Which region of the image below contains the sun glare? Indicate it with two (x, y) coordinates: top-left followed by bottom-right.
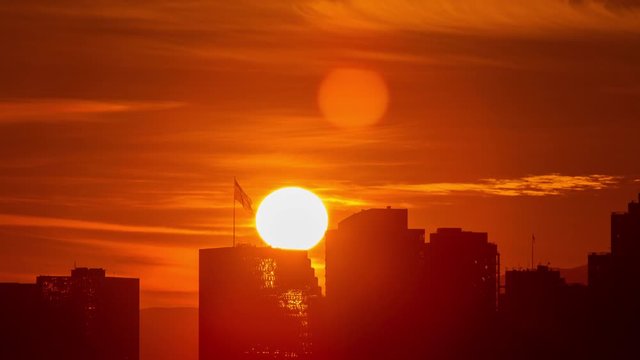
(255, 187), (328, 250)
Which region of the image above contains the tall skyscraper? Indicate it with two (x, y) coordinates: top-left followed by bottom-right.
(199, 246), (321, 360)
(502, 266), (590, 359)
(0, 283), (39, 359)
(603, 194), (640, 356)
(324, 208), (426, 359)
(583, 194), (640, 358)
(422, 228), (500, 358)
(426, 228), (499, 319)
(503, 265), (566, 329)
(0, 268), (139, 360)
(589, 194), (640, 310)
(611, 194), (640, 304)
(611, 193), (640, 259)
(588, 252), (613, 303)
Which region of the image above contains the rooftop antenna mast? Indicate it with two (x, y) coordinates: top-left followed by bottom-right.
(531, 233), (535, 269)
(233, 177), (236, 248)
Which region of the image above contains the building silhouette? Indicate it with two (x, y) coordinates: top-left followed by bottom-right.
(0, 283), (39, 359)
(611, 193), (640, 259)
(424, 228), (500, 358)
(426, 228), (499, 316)
(610, 194), (640, 309)
(501, 265), (590, 359)
(5, 195), (640, 359)
(324, 208), (426, 359)
(588, 252), (613, 307)
(0, 268), (139, 360)
(503, 265), (565, 328)
(322, 209), (504, 359)
(199, 246), (321, 360)
(587, 193), (640, 358)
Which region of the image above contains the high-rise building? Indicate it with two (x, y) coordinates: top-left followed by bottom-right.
(426, 228), (499, 318)
(324, 208), (426, 359)
(199, 246), (320, 360)
(588, 252), (613, 300)
(503, 265), (566, 328)
(0, 268), (139, 360)
(0, 283), (39, 359)
(422, 228), (500, 358)
(611, 193), (640, 259)
(583, 194), (640, 358)
(589, 195), (640, 310)
(502, 266), (590, 359)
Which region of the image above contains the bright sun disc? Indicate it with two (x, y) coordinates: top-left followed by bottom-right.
(256, 187), (328, 250)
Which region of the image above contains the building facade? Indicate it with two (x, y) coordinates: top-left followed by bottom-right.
(0, 268), (139, 360)
(199, 246), (320, 360)
(324, 208), (426, 359)
(426, 228), (500, 318)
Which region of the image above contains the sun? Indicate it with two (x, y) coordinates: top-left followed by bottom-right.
(255, 187), (328, 250)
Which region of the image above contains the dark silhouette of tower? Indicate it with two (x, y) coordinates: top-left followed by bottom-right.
(199, 246), (320, 360)
(611, 194), (640, 259)
(610, 194), (640, 310)
(587, 193), (640, 357)
(426, 228), (499, 318)
(424, 228), (500, 358)
(324, 208), (426, 359)
(504, 265), (565, 329)
(588, 252), (614, 309)
(323, 209), (507, 359)
(501, 265), (590, 359)
(0, 268), (139, 360)
(0, 283), (39, 359)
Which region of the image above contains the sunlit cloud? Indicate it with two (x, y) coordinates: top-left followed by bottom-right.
(0, 99), (183, 122)
(377, 174), (621, 197)
(322, 195), (369, 207)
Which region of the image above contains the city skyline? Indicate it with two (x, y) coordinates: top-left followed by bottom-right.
(2, 187), (639, 308)
(0, 267), (139, 360)
(2, 0), (640, 308)
(1, 1), (639, 359)
(2, 193), (640, 359)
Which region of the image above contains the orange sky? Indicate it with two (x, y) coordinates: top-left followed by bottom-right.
(1, 1), (639, 308)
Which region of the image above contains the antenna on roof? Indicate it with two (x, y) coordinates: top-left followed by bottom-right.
(531, 233), (535, 269)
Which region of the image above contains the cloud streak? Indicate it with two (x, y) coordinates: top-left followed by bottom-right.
(0, 214), (225, 236)
(0, 99), (183, 122)
(299, 0), (640, 35)
(377, 174), (621, 197)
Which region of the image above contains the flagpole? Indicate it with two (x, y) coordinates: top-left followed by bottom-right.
(233, 177), (236, 248)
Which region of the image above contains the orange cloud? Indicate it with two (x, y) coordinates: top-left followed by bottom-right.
(376, 174), (621, 197)
(299, 0), (640, 35)
(0, 214), (224, 236)
(0, 99), (183, 122)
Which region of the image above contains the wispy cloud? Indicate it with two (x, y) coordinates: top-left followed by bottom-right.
(298, 0), (640, 35)
(322, 195), (369, 207)
(0, 99), (183, 122)
(377, 174), (621, 197)
(0, 214), (225, 236)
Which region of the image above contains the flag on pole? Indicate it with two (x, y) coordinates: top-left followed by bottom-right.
(234, 178), (253, 213)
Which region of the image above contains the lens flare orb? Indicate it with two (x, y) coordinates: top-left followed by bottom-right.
(318, 68), (389, 128)
(256, 187), (328, 250)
